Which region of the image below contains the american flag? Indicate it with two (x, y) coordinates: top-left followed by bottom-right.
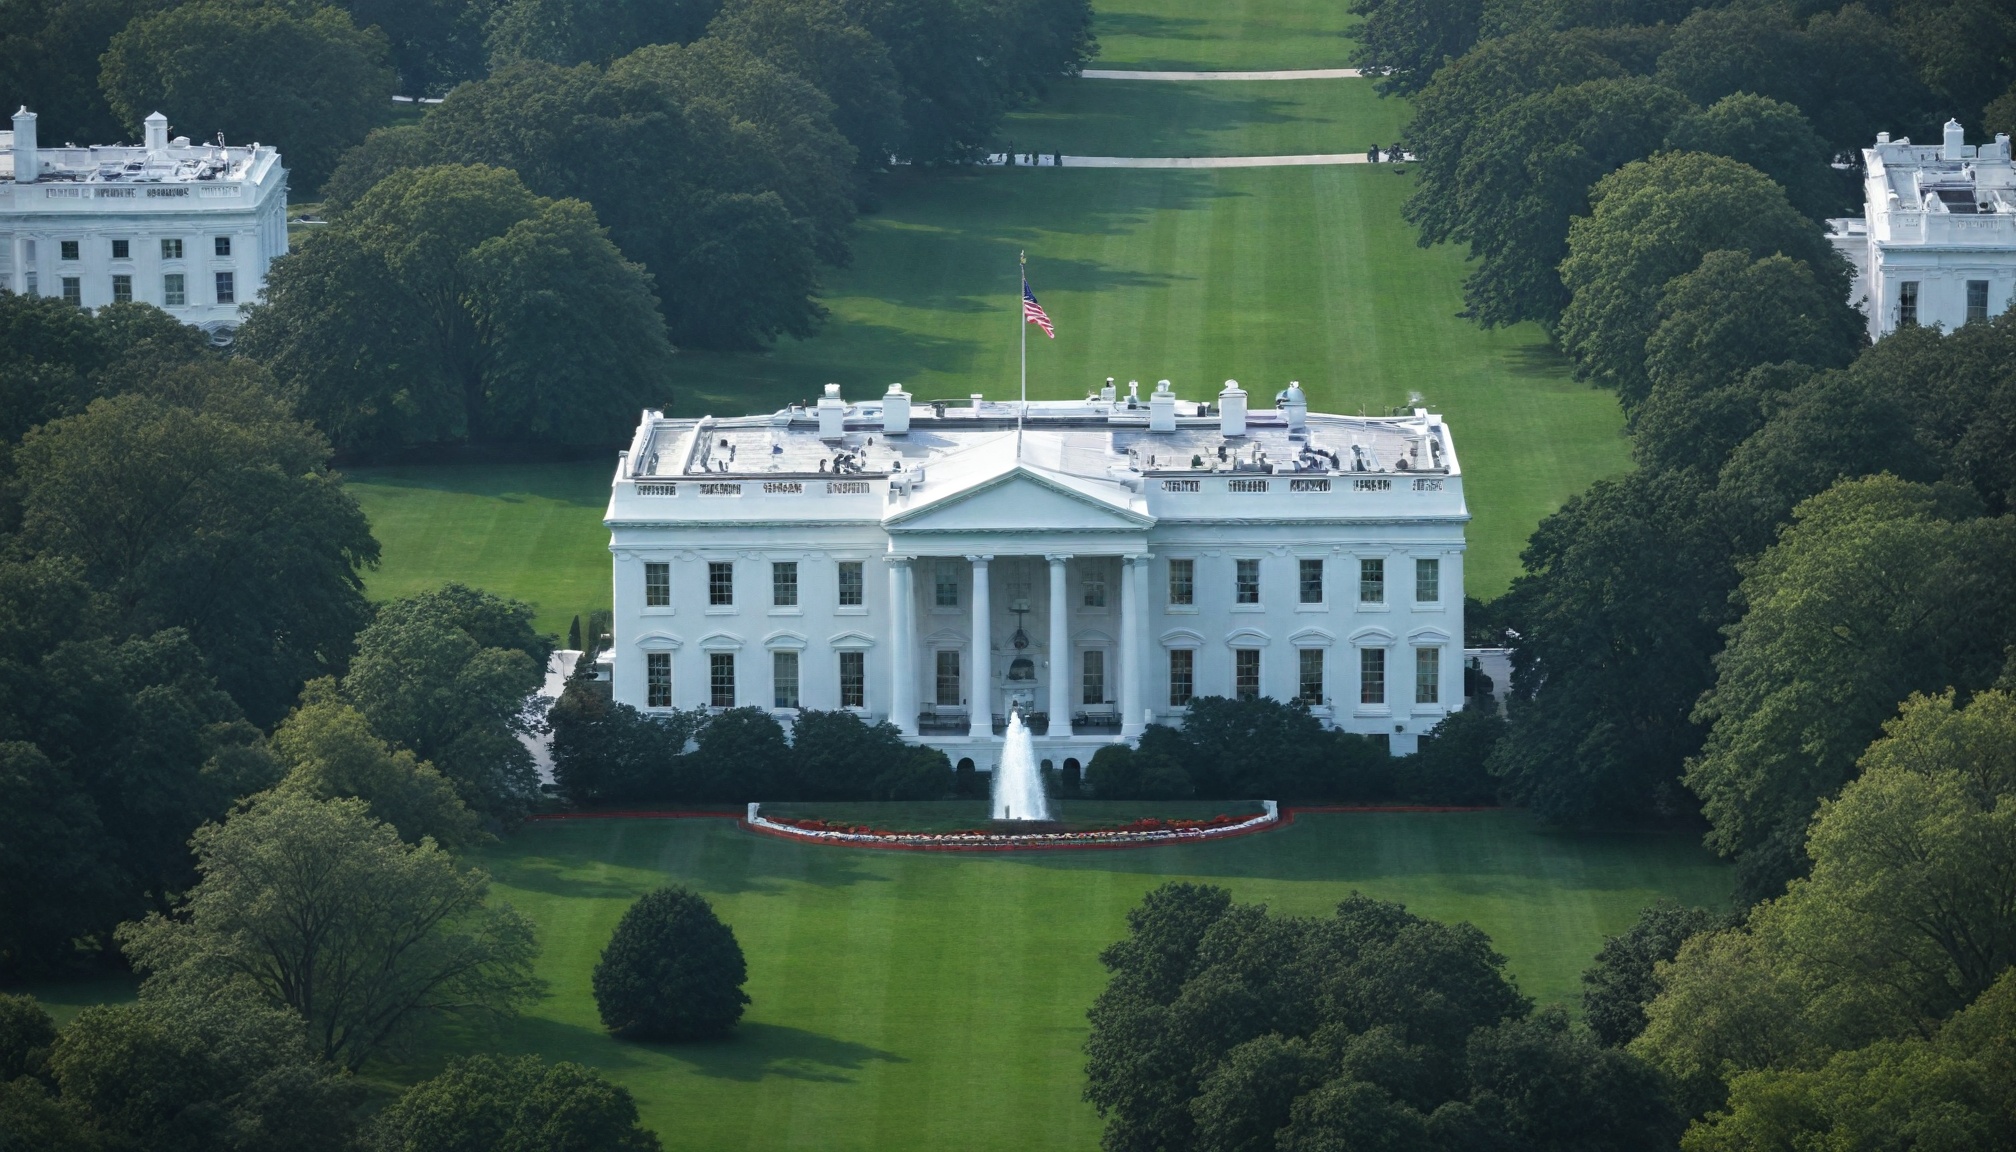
(1023, 280), (1056, 339)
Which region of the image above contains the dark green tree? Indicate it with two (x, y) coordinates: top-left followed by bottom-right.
(321, 122), (432, 212)
(1400, 706), (1503, 805)
(707, 0), (902, 165)
(337, 0), (496, 95)
(0, 0), (152, 143)
(99, 2), (394, 191)
(1345, 0), (1484, 96)
(1664, 92), (1848, 222)
(486, 0), (720, 67)
(684, 706), (790, 801)
(366, 1053), (663, 1151)
(1579, 903), (1719, 1047)
(548, 679), (704, 804)
(787, 708), (951, 800)
(271, 679), (482, 849)
(592, 885), (750, 1040)
(1084, 739), (1194, 801)
(0, 993), (56, 1084)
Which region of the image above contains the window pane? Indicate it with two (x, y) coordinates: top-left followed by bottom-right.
(1360, 558), (1385, 603)
(215, 235), (232, 257)
(773, 650), (799, 709)
(1299, 649), (1324, 704)
(644, 562), (670, 607)
(1416, 647), (1440, 705)
(1168, 558), (1194, 606)
(935, 649), (961, 706)
(708, 561), (733, 605)
(59, 240), (78, 260)
(1082, 572), (1106, 608)
(111, 274), (132, 303)
(1360, 648), (1385, 705)
(214, 271), (234, 304)
(710, 652), (736, 707)
(1235, 648), (1261, 699)
(838, 561), (864, 606)
(1082, 649), (1105, 705)
(1900, 281), (1919, 326)
(1236, 558), (1261, 604)
(646, 652), (672, 708)
(1968, 280), (1990, 324)
(161, 238), (183, 260)
(839, 651), (865, 707)
(1299, 558), (1323, 603)
(1169, 648), (1194, 707)
(935, 562), (959, 607)
(163, 274), (185, 306)
(111, 239), (129, 259)
(772, 561), (798, 606)
(1415, 557), (1440, 603)
(61, 277), (81, 305)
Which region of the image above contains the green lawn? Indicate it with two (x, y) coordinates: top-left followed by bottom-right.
(1090, 0), (1362, 70)
(374, 811), (1728, 1151)
(1000, 75), (1408, 156)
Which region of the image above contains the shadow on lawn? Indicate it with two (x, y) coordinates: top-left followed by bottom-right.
(648, 1022), (908, 1083)
(491, 822), (893, 900)
(345, 459), (611, 506)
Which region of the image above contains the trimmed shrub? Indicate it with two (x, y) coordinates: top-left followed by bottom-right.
(593, 886), (749, 1041)
(1402, 707), (1506, 805)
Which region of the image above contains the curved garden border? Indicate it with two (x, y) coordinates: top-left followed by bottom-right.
(741, 801), (1282, 852)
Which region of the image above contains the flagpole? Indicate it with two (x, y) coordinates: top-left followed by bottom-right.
(1018, 250), (1027, 454)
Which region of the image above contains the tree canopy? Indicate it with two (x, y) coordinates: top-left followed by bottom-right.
(367, 1054), (664, 1151)
(593, 885), (750, 1041)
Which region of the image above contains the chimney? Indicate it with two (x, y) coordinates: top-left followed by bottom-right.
(1100, 376), (1116, 403)
(1149, 380), (1176, 432)
(817, 382), (846, 439)
(1280, 380), (1308, 431)
(882, 382), (911, 434)
(1944, 118), (1965, 161)
(1218, 380), (1247, 436)
(11, 107), (36, 184)
(145, 111), (169, 153)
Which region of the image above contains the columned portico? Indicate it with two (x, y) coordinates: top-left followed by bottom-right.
(1047, 555), (1074, 740)
(967, 555), (993, 739)
(888, 557), (917, 736)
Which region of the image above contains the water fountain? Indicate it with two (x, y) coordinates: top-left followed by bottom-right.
(991, 708), (1052, 824)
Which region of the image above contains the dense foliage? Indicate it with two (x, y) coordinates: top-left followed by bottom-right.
(593, 885), (750, 1041)
(1084, 883), (1679, 1152)
(367, 1053), (663, 1151)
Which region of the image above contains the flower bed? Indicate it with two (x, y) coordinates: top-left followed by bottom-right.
(744, 802), (1281, 850)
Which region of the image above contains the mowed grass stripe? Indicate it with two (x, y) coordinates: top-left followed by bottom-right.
(1091, 0), (1362, 71)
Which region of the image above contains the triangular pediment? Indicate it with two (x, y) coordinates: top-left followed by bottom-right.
(886, 465), (1153, 533)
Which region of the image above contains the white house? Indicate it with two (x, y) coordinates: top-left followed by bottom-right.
(1831, 118), (2016, 340)
(603, 380), (1469, 769)
(0, 107), (287, 338)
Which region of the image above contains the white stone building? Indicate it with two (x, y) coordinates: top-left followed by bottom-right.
(1, 107), (287, 337)
(1831, 119), (2016, 340)
(603, 380), (1468, 769)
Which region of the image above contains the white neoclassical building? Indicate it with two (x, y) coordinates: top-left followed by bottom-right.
(1, 107), (287, 337)
(1831, 119), (2016, 340)
(604, 380), (1468, 768)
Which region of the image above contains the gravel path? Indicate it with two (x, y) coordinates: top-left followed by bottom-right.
(1079, 67), (1363, 80)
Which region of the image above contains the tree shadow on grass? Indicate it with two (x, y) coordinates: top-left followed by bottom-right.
(1093, 11), (1211, 43)
(489, 820), (894, 900)
(345, 459), (612, 505)
(1499, 343), (1580, 381)
(457, 1012), (905, 1085)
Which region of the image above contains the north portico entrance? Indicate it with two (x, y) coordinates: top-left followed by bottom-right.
(881, 460), (1154, 756)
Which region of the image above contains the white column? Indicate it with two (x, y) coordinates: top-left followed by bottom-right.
(1047, 554), (1074, 739)
(1120, 554), (1148, 739)
(967, 554), (993, 739)
(889, 557), (916, 736)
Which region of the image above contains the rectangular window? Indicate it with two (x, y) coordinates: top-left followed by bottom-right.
(1968, 280), (1990, 324)
(1360, 648), (1386, 705)
(772, 561), (798, 607)
(1299, 558), (1324, 604)
(1415, 557), (1440, 603)
(1416, 647), (1440, 705)
(773, 650), (799, 709)
(111, 274), (131, 303)
(708, 561), (733, 606)
(59, 239), (78, 260)
(935, 649), (961, 707)
(1168, 558), (1195, 606)
(644, 562), (670, 607)
(646, 652), (672, 708)
(60, 277), (80, 305)
(1235, 648), (1261, 699)
(163, 273), (185, 306)
(1235, 558), (1261, 604)
(161, 238), (183, 260)
(839, 651), (865, 708)
(935, 561), (959, 608)
(214, 271), (234, 304)
(1082, 571), (1107, 608)
(111, 239), (129, 259)
(1169, 649), (1195, 707)
(1082, 649), (1106, 705)
(709, 652), (736, 708)
(1900, 281), (1919, 327)
(214, 235), (232, 257)
(837, 561), (864, 606)
(1360, 558), (1385, 604)
(1299, 649), (1324, 704)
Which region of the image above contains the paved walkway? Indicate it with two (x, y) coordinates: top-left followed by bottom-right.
(1059, 153), (1371, 168)
(1080, 67), (1362, 80)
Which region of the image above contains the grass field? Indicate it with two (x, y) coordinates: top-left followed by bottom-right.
(371, 811), (1728, 1151)
(1090, 0), (1362, 70)
(998, 76), (1409, 156)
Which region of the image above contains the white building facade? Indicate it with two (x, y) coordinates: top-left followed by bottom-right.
(1, 107), (286, 337)
(1831, 119), (2016, 340)
(604, 380), (1468, 768)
